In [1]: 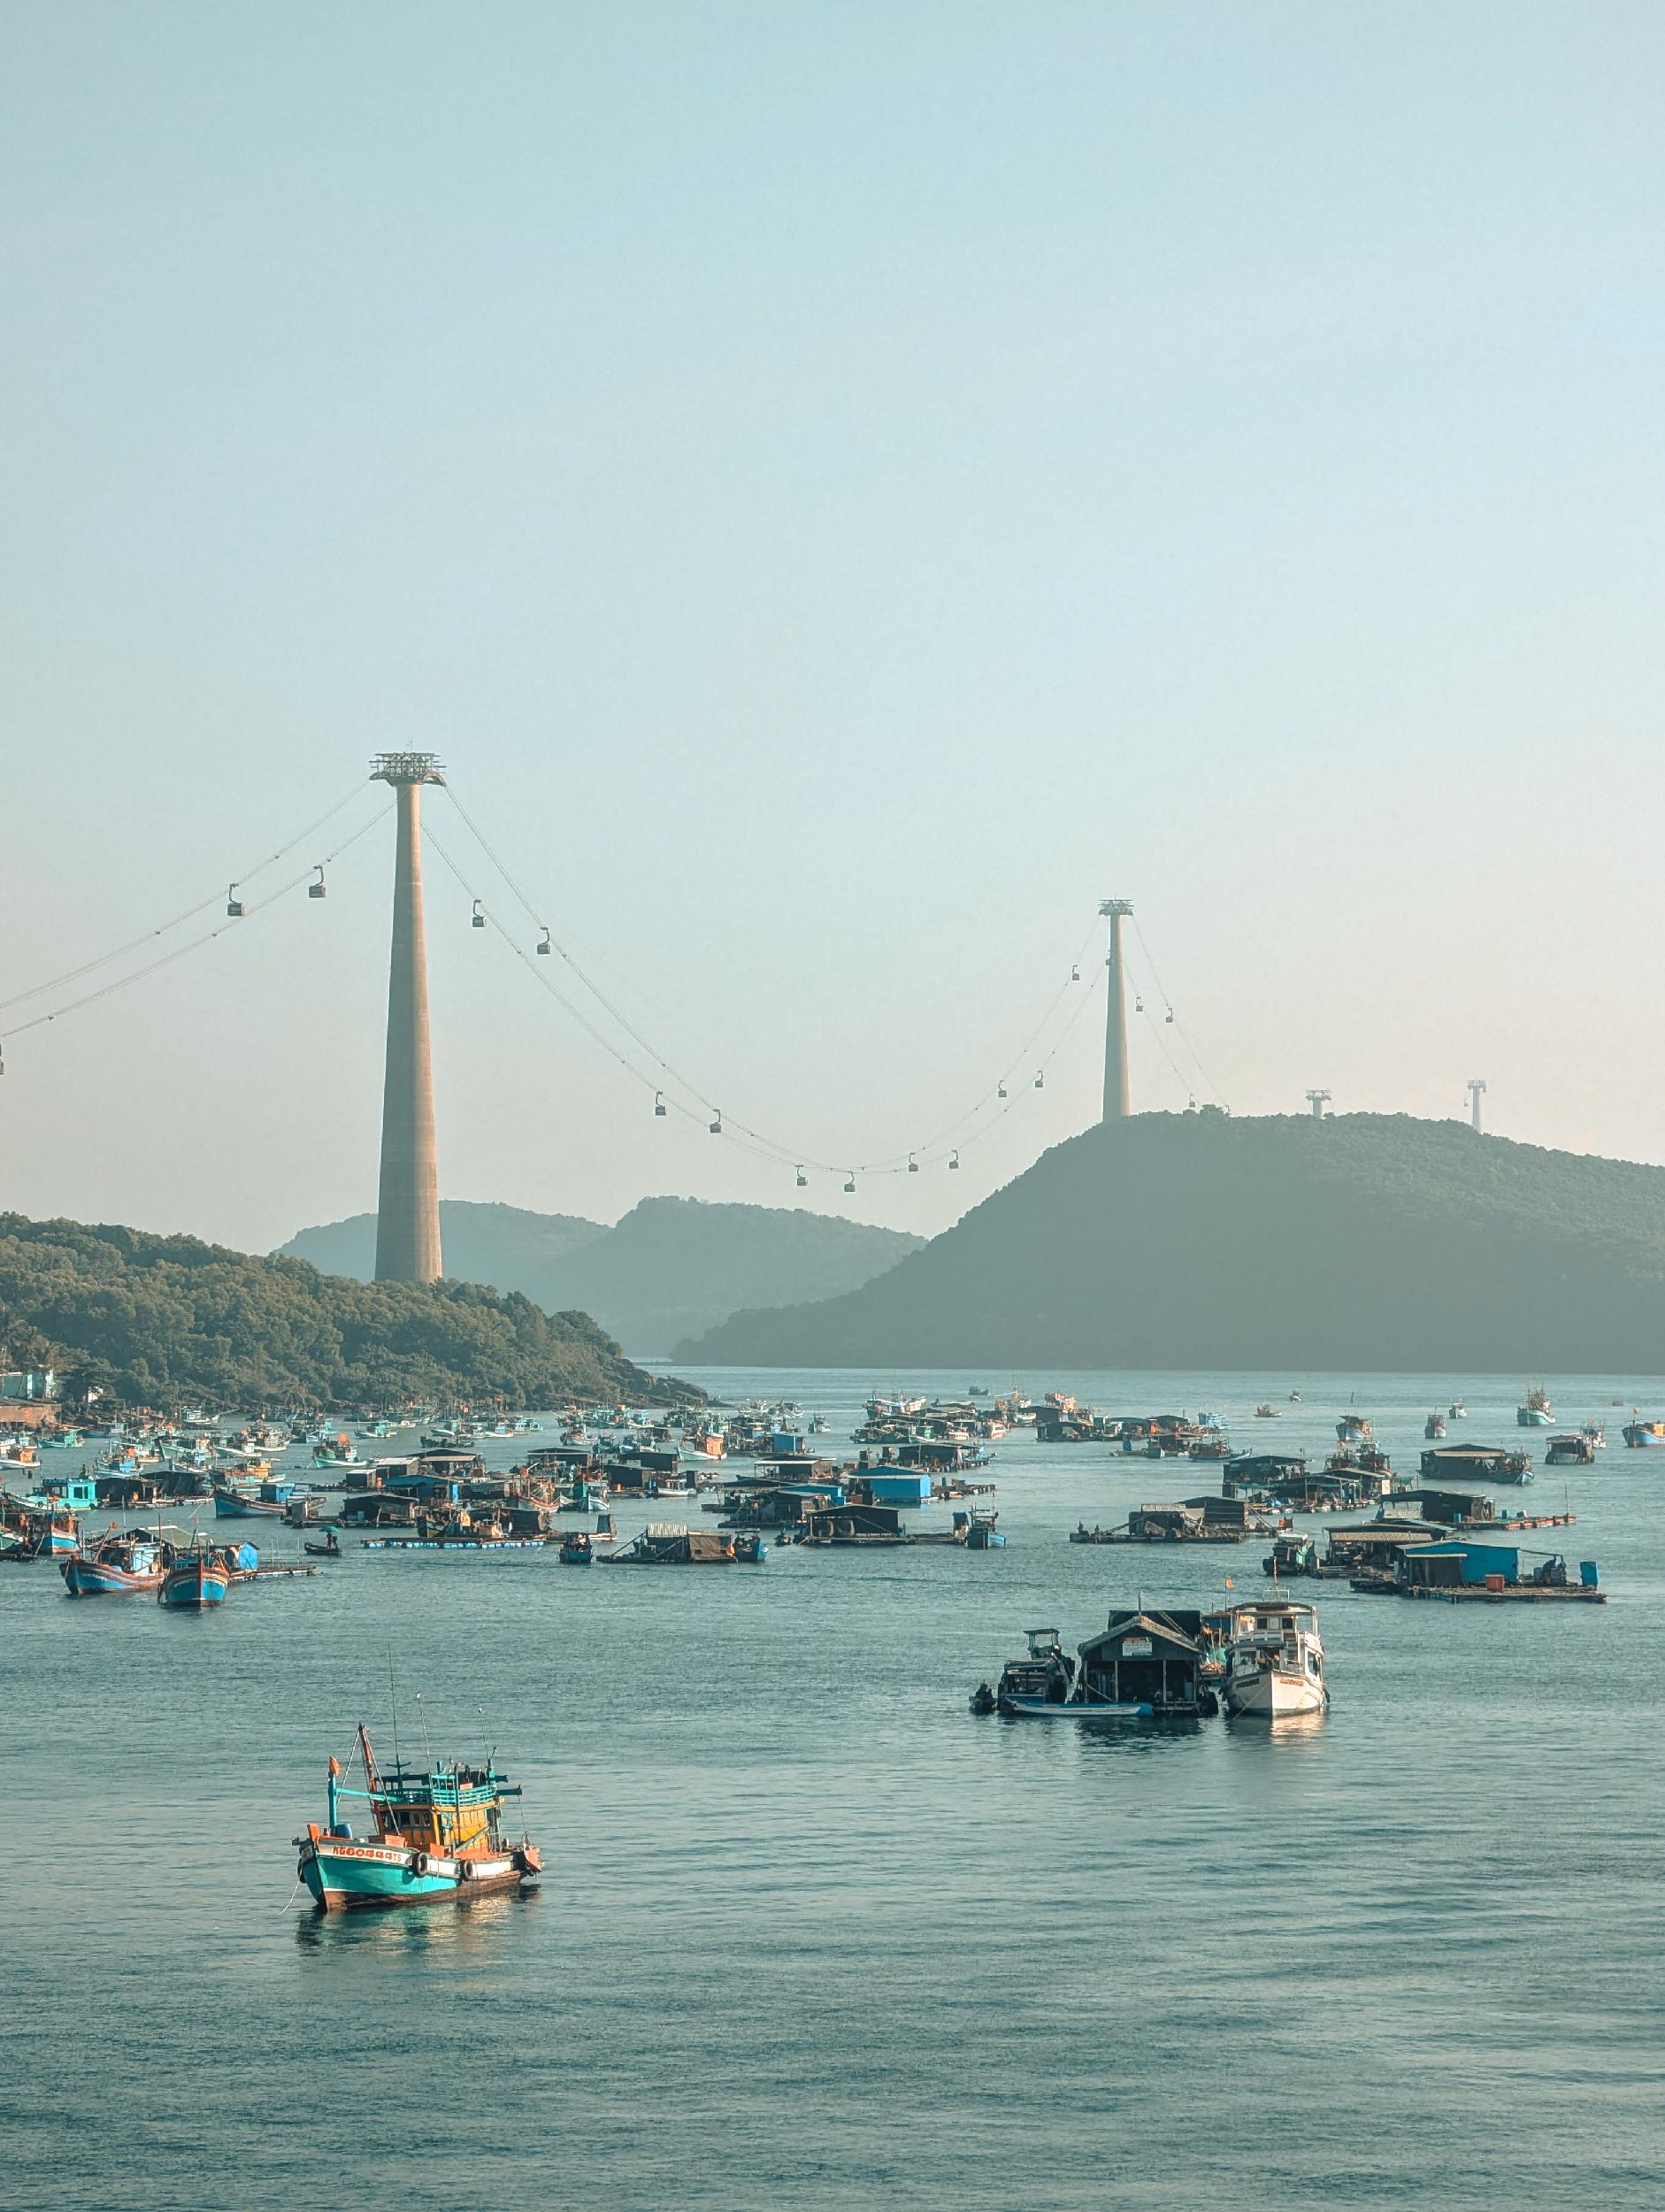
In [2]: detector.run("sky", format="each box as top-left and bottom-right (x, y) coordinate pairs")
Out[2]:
(4, 4), (1665, 1255)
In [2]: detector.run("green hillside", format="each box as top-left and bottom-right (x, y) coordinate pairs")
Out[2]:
(674, 1113), (1665, 1371)
(0, 1213), (694, 1411)
(280, 1195), (919, 1353)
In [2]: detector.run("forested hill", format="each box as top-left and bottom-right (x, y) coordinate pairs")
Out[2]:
(280, 1196), (920, 1354)
(674, 1113), (1665, 1371)
(0, 1215), (695, 1410)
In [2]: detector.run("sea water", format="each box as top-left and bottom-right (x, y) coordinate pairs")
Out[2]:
(6, 1367), (1664, 2208)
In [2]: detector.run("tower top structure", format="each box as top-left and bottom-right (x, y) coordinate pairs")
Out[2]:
(1098, 896), (1133, 918)
(371, 752), (446, 787)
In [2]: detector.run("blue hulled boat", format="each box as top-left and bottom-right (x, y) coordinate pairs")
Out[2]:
(159, 1540), (257, 1607)
(213, 1480), (293, 1519)
(62, 1531), (169, 1596)
(294, 1724), (541, 1912)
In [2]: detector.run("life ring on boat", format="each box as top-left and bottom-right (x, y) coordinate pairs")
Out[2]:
(412, 1850), (431, 1878)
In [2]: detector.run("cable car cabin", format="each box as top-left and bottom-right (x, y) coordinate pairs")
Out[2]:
(1075, 1609), (1208, 1716)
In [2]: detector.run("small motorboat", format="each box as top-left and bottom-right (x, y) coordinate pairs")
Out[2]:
(303, 1532), (341, 1559)
(1254, 1403), (1280, 1419)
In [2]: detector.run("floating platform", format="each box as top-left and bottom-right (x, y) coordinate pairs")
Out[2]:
(359, 1536), (552, 1551)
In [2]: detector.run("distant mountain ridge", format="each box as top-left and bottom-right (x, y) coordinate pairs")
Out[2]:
(673, 1113), (1665, 1371)
(279, 1196), (921, 1354)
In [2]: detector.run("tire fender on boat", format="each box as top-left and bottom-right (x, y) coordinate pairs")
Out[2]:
(412, 1850), (431, 1878)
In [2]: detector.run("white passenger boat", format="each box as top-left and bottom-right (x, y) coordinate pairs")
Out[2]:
(1222, 1600), (1327, 1718)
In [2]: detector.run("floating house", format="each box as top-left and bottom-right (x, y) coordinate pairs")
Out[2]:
(1391, 1538), (1603, 1601)
(1076, 1609), (1209, 1713)
(1418, 1444), (1533, 1485)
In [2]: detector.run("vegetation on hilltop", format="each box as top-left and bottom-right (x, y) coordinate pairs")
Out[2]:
(675, 1114), (1665, 1372)
(0, 1214), (697, 1412)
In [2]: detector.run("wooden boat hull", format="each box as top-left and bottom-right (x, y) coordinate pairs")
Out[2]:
(998, 1694), (1155, 1718)
(61, 1555), (165, 1596)
(298, 1835), (536, 1911)
(1224, 1669), (1325, 1718)
(159, 1559), (231, 1607)
(213, 1492), (287, 1517)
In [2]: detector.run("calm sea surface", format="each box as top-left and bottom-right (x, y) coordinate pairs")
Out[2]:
(8, 1366), (1665, 2209)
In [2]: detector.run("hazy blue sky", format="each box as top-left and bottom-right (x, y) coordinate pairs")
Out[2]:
(4, 4), (1665, 1253)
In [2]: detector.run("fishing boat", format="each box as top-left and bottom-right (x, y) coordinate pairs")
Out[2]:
(1424, 1411), (1446, 1440)
(1336, 1413), (1372, 1442)
(60, 1529), (170, 1596)
(303, 1532), (341, 1559)
(158, 1540), (256, 1608)
(293, 1724), (541, 1912)
(1448, 1400), (1467, 1419)
(1220, 1600), (1327, 1718)
(4, 1510), (80, 1559)
(311, 1434), (360, 1470)
(1580, 1421), (1607, 1447)
(1517, 1385), (1554, 1428)
(1253, 1403), (1280, 1419)
(1622, 1417), (1665, 1448)
(213, 1480), (293, 1518)
(557, 1530), (595, 1563)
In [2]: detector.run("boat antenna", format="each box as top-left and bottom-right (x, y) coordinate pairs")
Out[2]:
(387, 1649), (401, 1773)
(413, 1691), (435, 1771)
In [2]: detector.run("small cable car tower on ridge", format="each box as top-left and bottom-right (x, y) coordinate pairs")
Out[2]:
(1099, 897), (1133, 1124)
(370, 752), (445, 1284)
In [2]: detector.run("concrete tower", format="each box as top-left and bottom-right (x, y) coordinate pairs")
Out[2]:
(371, 753), (445, 1284)
(1099, 897), (1133, 1123)
(1468, 1078), (1486, 1133)
(1306, 1090), (1331, 1119)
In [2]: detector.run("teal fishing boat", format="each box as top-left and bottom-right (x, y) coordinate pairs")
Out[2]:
(294, 1724), (541, 1912)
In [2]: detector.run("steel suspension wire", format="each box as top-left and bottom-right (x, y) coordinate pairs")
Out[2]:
(1129, 913), (1230, 1109)
(440, 779), (1105, 1178)
(6, 802), (393, 1041)
(423, 818), (1107, 1184)
(0, 781), (372, 1016)
(420, 826), (825, 1172)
